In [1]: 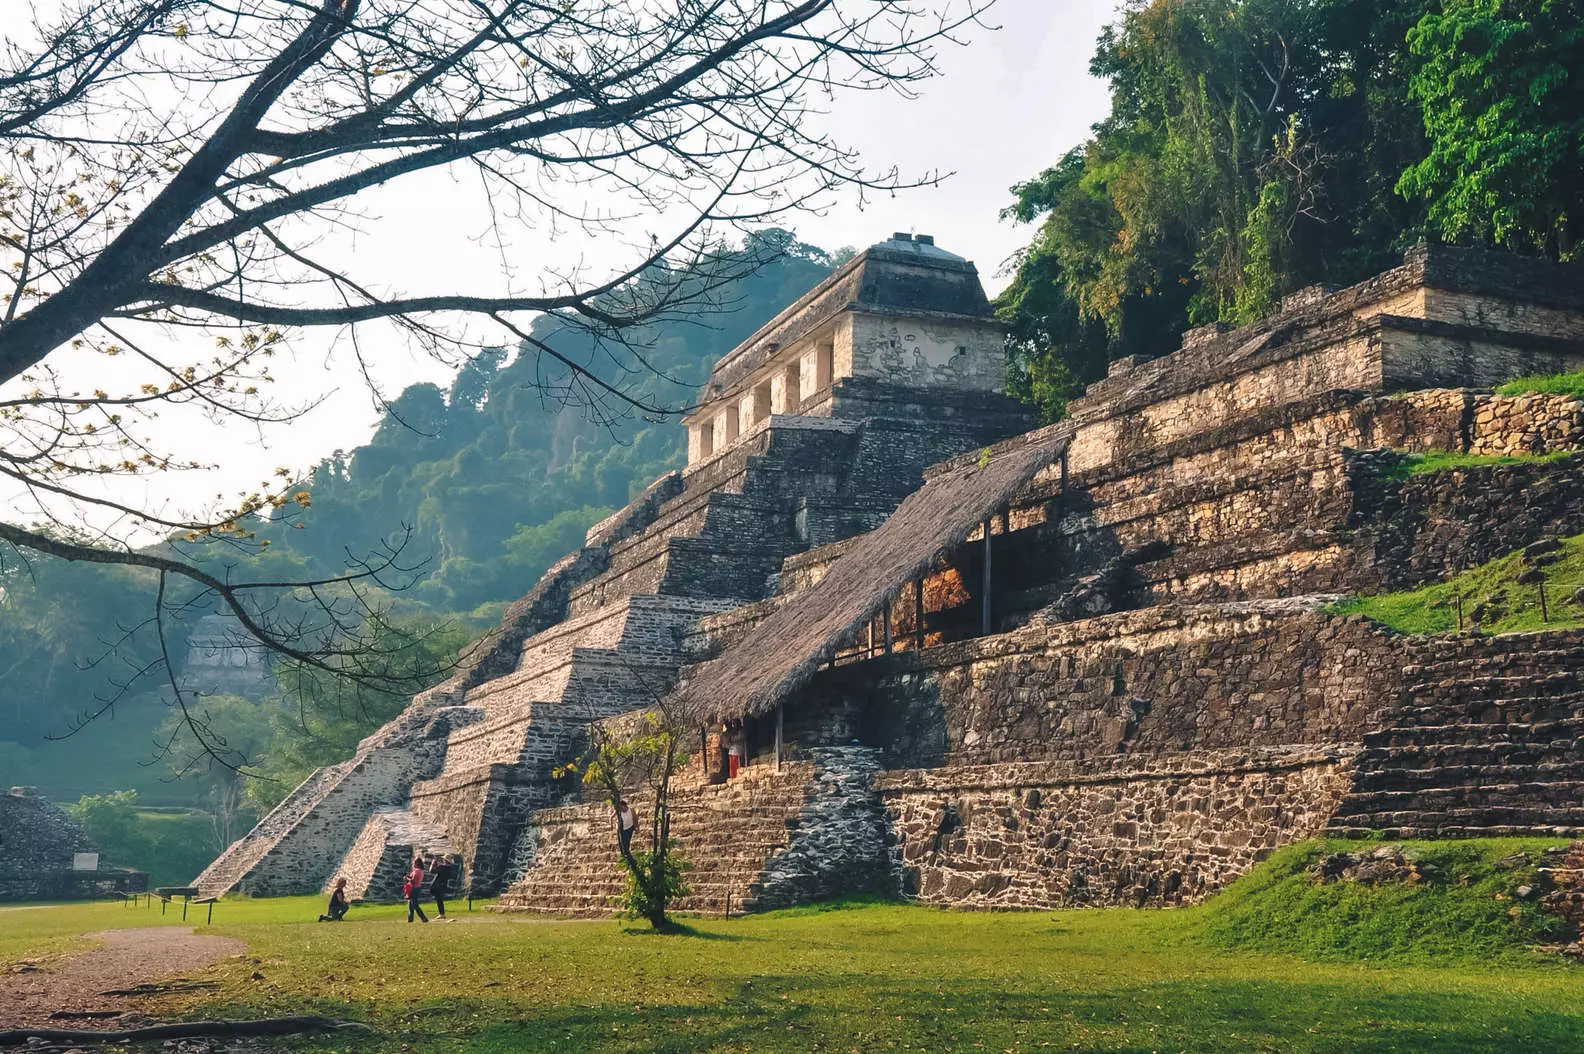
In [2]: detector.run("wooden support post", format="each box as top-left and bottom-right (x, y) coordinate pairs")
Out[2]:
(1540, 579), (1549, 623)
(775, 704), (784, 771)
(914, 579), (926, 650)
(882, 599), (893, 653)
(865, 619), (874, 658)
(1455, 593), (1464, 630)
(981, 518), (993, 636)
(1000, 506), (1011, 535)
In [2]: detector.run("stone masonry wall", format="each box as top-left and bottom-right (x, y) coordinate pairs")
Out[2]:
(879, 747), (1353, 909)
(817, 604), (1402, 769)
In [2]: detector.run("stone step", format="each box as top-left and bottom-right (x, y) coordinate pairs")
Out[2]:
(1329, 805), (1584, 829)
(1333, 782), (1584, 818)
(1328, 822), (1584, 839)
(1403, 644), (1584, 679)
(1364, 718), (1584, 748)
(1356, 740), (1584, 766)
(1403, 672), (1584, 704)
(1350, 760), (1584, 792)
(1385, 693), (1584, 729)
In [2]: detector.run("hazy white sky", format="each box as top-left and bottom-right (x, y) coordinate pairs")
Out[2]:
(6, 0), (1119, 528)
(261, 0), (1118, 464)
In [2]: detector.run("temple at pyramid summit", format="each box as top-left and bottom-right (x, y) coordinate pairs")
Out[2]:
(200, 234), (1584, 913)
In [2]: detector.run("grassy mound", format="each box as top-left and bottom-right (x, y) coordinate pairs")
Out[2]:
(1373, 448), (1574, 480)
(1330, 532), (1584, 634)
(1187, 838), (1572, 965)
(1497, 369), (1584, 399)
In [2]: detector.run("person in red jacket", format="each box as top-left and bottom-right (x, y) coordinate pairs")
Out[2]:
(404, 855), (429, 923)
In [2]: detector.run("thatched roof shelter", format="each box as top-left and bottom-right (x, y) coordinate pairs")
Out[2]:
(671, 427), (1071, 727)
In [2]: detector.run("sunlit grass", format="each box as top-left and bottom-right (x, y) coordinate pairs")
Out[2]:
(1330, 532), (1584, 634)
(1497, 370), (1584, 399)
(5, 845), (1584, 1052)
(1372, 448), (1575, 481)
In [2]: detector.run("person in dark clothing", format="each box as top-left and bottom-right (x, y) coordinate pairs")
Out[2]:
(405, 855), (429, 923)
(430, 855), (456, 919)
(319, 877), (349, 922)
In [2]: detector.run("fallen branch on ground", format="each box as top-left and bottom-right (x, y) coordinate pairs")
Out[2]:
(0, 1015), (371, 1046)
(99, 980), (217, 995)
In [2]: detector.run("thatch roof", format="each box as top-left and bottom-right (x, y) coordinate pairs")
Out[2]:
(670, 428), (1071, 727)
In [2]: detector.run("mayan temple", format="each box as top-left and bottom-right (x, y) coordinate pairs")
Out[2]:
(200, 236), (1584, 913)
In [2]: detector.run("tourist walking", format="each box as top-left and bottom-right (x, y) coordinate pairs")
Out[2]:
(318, 877), (349, 922)
(431, 854), (456, 919)
(404, 854), (429, 923)
(616, 800), (637, 856)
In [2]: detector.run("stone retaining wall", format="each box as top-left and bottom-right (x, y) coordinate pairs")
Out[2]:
(804, 604), (1402, 768)
(879, 747), (1354, 909)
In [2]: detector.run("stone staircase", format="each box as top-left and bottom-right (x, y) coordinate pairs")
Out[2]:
(195, 733), (449, 897)
(566, 419), (872, 615)
(497, 747), (888, 916)
(337, 807), (454, 902)
(1330, 631), (1584, 837)
(195, 762), (348, 895)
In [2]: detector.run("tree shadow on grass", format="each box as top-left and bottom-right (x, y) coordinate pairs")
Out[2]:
(616, 921), (753, 942)
(323, 973), (1584, 1053)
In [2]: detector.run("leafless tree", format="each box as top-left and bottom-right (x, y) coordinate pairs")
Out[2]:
(0, 0), (993, 757)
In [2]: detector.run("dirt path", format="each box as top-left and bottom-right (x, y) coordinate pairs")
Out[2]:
(1, 927), (245, 1030)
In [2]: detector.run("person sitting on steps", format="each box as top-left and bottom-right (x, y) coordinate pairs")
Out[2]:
(318, 877), (349, 922)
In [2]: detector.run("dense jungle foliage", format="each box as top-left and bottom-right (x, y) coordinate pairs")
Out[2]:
(998, 0), (1584, 421)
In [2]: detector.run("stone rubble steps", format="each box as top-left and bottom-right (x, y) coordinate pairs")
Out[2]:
(1401, 673), (1584, 708)
(1333, 779), (1584, 814)
(1400, 644), (1584, 682)
(1330, 631), (1584, 838)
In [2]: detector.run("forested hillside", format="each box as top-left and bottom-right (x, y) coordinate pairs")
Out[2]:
(0, 231), (840, 813)
(998, 0), (1583, 421)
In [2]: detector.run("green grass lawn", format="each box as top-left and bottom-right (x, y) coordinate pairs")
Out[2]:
(6, 839), (1584, 1052)
(1371, 448), (1576, 481)
(1330, 532), (1584, 634)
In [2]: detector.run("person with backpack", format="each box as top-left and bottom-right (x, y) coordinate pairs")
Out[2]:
(404, 854), (429, 923)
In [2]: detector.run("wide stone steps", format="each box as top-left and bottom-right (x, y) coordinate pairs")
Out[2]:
(1384, 692), (1584, 729)
(1364, 717), (1584, 748)
(1331, 819), (1584, 839)
(195, 760), (352, 895)
(1402, 644), (1584, 682)
(1349, 759), (1584, 791)
(1404, 673), (1584, 706)
(1332, 779), (1584, 816)
(1333, 631), (1584, 837)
